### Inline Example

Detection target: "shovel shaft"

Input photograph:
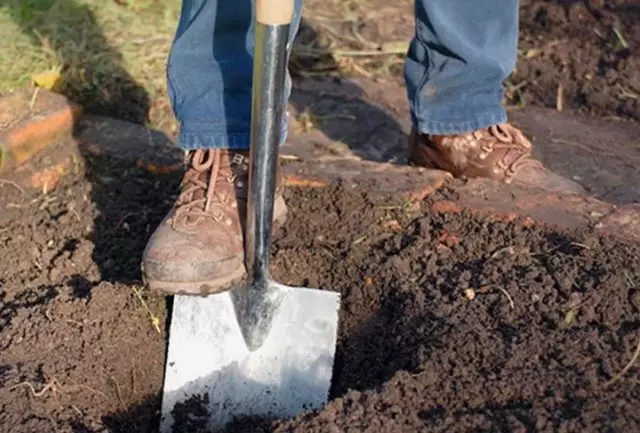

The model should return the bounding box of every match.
[237,5,293,351]
[246,21,289,284]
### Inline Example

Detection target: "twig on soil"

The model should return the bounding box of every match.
[603,333,640,388]
[347,59,374,77]
[68,207,82,222]
[570,242,592,250]
[9,378,61,398]
[293,45,406,58]
[131,285,162,334]
[108,376,126,411]
[556,83,564,112]
[495,286,515,310]
[612,27,629,50]
[279,154,301,161]
[304,11,356,23]
[478,284,515,310]
[0,179,25,195]
[489,246,517,260]
[535,241,593,257]
[352,235,367,246]
[617,85,638,101]
[593,28,607,41]
[112,212,137,233]
[29,87,40,111]
[70,405,83,417]
[350,22,379,49]
[130,365,137,399]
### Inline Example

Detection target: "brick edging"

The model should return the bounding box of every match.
[0,88,82,172]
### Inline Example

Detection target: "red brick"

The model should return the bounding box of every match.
[431,200,462,214]
[0,88,82,171]
[10,141,82,191]
[406,170,452,201]
[596,204,640,243]
[284,175,327,188]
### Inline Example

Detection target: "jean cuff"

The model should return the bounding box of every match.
[414,109,508,135]
[178,131,249,150]
[178,119,289,150]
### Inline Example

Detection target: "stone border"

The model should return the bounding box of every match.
[1,90,638,244]
[0,88,82,174]
[427,179,640,243]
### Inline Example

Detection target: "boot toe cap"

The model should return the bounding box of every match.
[141,222,244,286]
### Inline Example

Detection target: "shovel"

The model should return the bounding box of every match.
[158,0,341,431]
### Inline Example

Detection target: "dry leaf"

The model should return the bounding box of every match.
[32,67,62,91]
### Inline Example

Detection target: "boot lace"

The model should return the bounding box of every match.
[172,149,243,227]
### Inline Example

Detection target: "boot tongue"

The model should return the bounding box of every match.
[181,150,249,211]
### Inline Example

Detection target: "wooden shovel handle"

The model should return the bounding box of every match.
[255,0,294,25]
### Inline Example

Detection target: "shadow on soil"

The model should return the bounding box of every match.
[289,19,410,163]
[2,0,163,289]
[0,285,59,329]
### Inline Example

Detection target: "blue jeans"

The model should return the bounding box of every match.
[167,0,518,150]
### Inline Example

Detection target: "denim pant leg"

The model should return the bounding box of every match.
[167,0,302,150]
[405,0,519,135]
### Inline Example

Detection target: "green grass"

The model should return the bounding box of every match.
[0,0,181,124]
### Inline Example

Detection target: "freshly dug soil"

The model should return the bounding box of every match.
[263,188,640,433]
[1,155,639,433]
[515,0,640,120]
[0,157,174,433]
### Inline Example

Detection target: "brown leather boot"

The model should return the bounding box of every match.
[141,149,287,295]
[409,123,584,194]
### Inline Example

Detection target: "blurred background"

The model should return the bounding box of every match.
[0,0,637,134]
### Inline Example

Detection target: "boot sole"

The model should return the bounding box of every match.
[143,196,288,296]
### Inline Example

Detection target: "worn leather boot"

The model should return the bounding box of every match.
[141,149,287,295]
[409,123,584,194]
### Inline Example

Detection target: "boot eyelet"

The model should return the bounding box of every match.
[232,154,245,165]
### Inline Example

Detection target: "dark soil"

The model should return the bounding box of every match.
[515,0,640,120]
[264,186,640,433]
[1,155,639,432]
[0,157,173,433]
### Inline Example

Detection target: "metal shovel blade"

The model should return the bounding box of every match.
[159,283,340,433]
